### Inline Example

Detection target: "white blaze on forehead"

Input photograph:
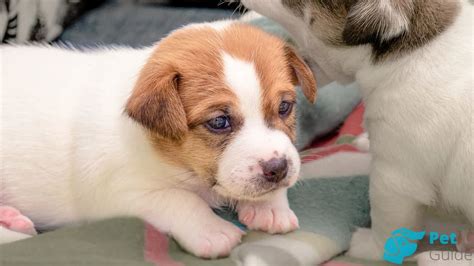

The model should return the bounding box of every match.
[222,52,264,122]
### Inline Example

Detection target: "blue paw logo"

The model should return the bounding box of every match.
[383,228,425,264]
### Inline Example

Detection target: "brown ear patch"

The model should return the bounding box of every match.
[285,45,317,103]
[282,0,459,62]
[342,0,414,46]
[342,0,459,61]
[125,63,187,140]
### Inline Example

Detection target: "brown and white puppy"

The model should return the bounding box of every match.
[0,21,316,257]
[241,0,474,263]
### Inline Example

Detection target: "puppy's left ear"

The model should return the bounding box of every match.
[125,62,188,140]
[343,0,414,45]
[285,46,317,103]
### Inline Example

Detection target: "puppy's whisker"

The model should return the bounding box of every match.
[230,1,245,17]
[231,5,239,16]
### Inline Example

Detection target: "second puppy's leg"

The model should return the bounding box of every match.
[348,167,425,260]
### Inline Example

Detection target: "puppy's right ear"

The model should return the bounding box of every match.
[125,63,187,140]
[285,45,317,104]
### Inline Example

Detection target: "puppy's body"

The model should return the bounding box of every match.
[242,0,473,260]
[1,46,157,228]
[0,21,316,257]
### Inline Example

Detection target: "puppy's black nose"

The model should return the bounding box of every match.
[261,157,288,183]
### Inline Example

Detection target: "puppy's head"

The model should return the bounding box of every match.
[241,0,459,61]
[126,22,316,200]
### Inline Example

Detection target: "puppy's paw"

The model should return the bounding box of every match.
[346,228,382,261]
[238,202,299,234]
[173,218,244,259]
[0,206,37,236]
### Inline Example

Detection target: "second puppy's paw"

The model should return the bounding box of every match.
[347,228,383,261]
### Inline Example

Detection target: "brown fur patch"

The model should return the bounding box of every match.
[343,0,460,61]
[282,0,460,62]
[374,0,459,61]
[126,64,187,140]
[282,0,356,46]
[125,23,316,184]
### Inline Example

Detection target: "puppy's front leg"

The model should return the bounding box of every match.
[237,189,299,234]
[135,189,244,258]
[348,167,425,260]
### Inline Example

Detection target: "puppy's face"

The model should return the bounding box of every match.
[126,23,316,200]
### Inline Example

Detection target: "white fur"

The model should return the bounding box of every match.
[242,0,474,261]
[222,52,262,121]
[300,152,371,180]
[0,21,299,256]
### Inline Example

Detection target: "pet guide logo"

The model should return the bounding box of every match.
[383,228,425,264]
[383,227,473,264]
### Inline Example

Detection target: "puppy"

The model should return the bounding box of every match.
[242,0,473,261]
[0,21,316,258]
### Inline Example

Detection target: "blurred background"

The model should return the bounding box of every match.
[0,0,243,47]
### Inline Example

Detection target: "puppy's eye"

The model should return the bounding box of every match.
[206,115,231,133]
[278,101,293,117]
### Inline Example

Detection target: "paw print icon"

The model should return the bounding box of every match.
[383,228,425,264]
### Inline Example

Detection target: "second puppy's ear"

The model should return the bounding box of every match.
[285,45,317,103]
[125,62,187,140]
[343,0,414,45]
